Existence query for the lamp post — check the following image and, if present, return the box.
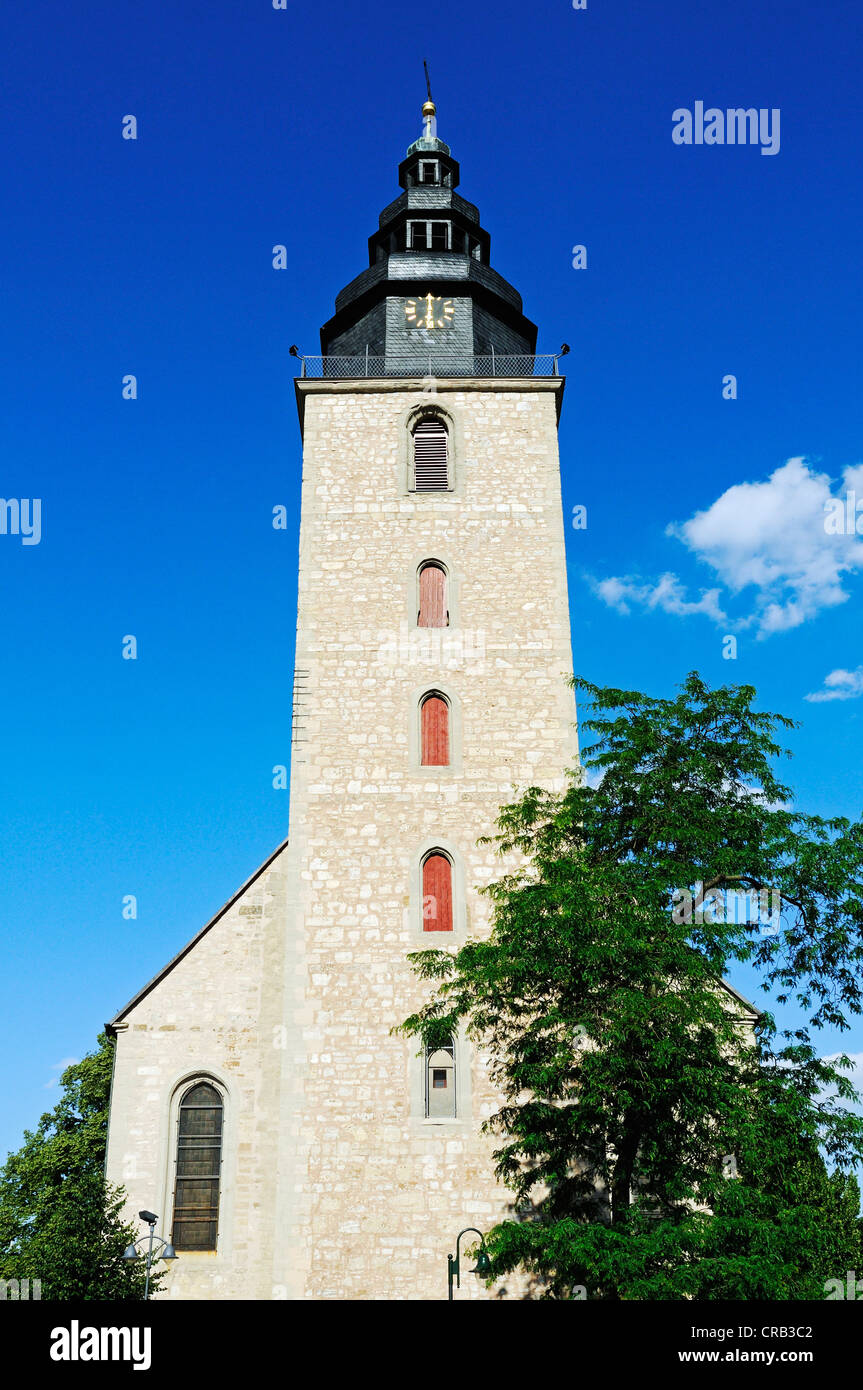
[122,1210,178,1300]
[447,1227,492,1301]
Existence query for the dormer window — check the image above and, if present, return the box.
[419,159,440,184]
[407,220,451,251]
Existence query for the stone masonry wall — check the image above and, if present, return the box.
[107,378,578,1301]
[105,853,288,1300]
[271,380,578,1299]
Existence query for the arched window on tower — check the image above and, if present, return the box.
[412,416,449,491]
[425,1036,456,1118]
[422,850,453,932]
[171,1081,223,1251]
[418,562,448,627]
[421,692,449,766]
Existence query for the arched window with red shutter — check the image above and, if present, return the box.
[422,851,453,932]
[421,693,449,766]
[418,562,448,628]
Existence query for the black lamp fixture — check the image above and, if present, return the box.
[288,344,300,358]
[122,1209,178,1300]
[551,343,570,376]
[447,1226,492,1300]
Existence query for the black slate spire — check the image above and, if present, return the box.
[320,96,538,367]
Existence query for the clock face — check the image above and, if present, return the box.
[404,294,455,330]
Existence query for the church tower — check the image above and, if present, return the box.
[105,96,578,1300]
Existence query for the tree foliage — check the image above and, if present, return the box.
[0,1033,155,1299]
[399,673,863,1298]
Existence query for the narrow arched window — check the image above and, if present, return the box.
[421,693,449,766]
[422,851,453,932]
[172,1082,223,1251]
[413,416,449,491]
[425,1037,456,1118]
[418,562,448,628]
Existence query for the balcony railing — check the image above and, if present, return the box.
[294,352,565,379]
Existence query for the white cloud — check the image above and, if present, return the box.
[44,1056,79,1090]
[581,766,605,790]
[672,457,863,636]
[805,665,863,703]
[592,572,727,623]
[823,1051,863,1113]
[731,782,792,812]
[593,457,863,639]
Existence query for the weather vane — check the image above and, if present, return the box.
[422,59,437,138]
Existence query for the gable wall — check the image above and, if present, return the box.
[105,850,288,1299]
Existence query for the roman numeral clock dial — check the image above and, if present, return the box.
[404,293,455,329]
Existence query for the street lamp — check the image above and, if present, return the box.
[122,1210,178,1300]
[447,1227,492,1301]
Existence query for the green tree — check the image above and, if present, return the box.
[0,1033,156,1299]
[399,673,863,1299]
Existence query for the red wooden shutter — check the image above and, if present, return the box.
[413,418,449,490]
[421,695,449,765]
[422,853,453,932]
[418,564,447,628]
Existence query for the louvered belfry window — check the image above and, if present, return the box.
[418,563,447,628]
[413,416,449,491]
[421,694,449,766]
[422,852,453,932]
[172,1082,223,1251]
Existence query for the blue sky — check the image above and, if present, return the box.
[1,0,862,1159]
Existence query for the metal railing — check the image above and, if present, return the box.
[294,352,565,379]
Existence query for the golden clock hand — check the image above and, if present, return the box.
[425,292,434,329]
